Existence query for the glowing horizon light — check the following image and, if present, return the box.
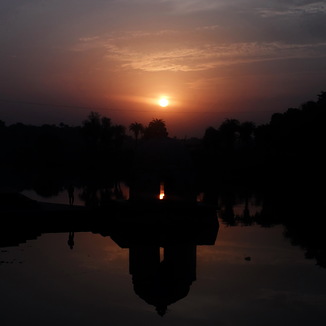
[159,182,165,200]
[158,97,169,107]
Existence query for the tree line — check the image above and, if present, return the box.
[196,91,326,187]
[0,91,325,191]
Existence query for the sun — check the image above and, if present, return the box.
[158,97,169,107]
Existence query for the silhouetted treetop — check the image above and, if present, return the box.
[0,90,324,189]
[129,122,144,141]
[144,118,168,139]
[239,121,255,143]
[82,112,111,141]
[317,91,326,105]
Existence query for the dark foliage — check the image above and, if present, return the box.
[0,91,325,193]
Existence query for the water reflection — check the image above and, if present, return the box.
[21,181,130,207]
[0,199,219,315]
[10,181,326,270]
[130,245,196,316]
[1,194,326,325]
[68,231,74,249]
[215,187,326,268]
[67,184,75,205]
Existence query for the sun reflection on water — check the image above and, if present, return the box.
[159,182,165,200]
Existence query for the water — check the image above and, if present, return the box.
[1,220,326,326]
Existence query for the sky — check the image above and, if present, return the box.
[1,0,326,137]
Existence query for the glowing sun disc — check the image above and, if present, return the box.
[159,97,169,107]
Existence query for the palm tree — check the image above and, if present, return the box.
[144,118,168,139]
[111,124,126,151]
[218,118,240,151]
[82,111,102,142]
[129,122,144,142]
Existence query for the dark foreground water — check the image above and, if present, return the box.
[1,218,326,326]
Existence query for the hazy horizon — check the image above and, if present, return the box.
[1,0,326,137]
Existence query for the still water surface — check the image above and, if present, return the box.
[1,216,326,326]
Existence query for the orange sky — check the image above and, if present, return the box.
[1,1,326,137]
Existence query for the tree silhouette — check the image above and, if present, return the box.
[144,119,168,139]
[1,90,324,193]
[203,126,219,146]
[111,124,126,151]
[218,118,240,151]
[129,122,144,143]
[82,111,103,144]
[239,121,255,144]
[317,91,326,105]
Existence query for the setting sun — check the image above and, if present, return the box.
[158,97,169,107]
